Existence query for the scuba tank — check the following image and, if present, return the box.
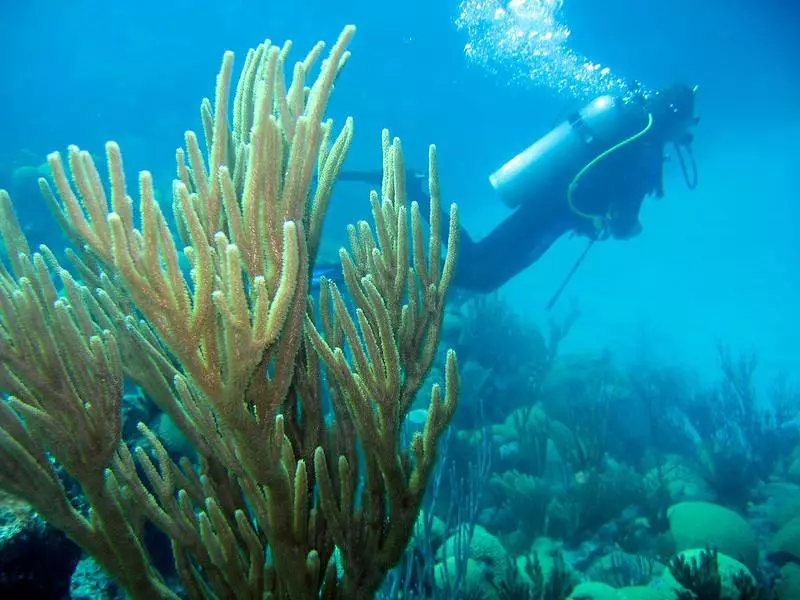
[493,84,700,312]
[488,94,653,210]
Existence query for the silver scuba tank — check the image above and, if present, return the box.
[488,95,648,209]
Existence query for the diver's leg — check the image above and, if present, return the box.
[339,170,570,292]
[453,202,571,292]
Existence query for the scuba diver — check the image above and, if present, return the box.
[324,83,700,298]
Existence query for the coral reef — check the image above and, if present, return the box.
[0,26,462,598]
[420,292,798,599]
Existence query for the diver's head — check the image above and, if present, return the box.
[644,83,699,146]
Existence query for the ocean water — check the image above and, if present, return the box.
[2,0,796,385]
[1,0,799,597]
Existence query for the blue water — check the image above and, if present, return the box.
[1,0,797,386]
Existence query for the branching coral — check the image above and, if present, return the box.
[0,25,460,599]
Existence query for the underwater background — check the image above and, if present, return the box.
[1,0,800,598]
[2,0,798,382]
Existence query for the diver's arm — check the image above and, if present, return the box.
[603,139,664,239]
[338,169,384,187]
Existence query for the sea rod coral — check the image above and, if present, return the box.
[0,25,460,599]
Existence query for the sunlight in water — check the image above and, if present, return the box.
[455,0,637,99]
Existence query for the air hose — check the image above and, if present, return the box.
[566,112,655,233]
[546,237,596,311]
[675,141,698,189]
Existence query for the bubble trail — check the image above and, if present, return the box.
[455,0,640,100]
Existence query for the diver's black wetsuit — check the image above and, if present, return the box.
[338,136,664,293]
[336,84,696,293]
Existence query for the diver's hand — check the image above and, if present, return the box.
[609,218,643,240]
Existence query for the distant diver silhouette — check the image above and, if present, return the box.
[333,84,700,304]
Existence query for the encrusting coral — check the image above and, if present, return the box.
[0,24,460,599]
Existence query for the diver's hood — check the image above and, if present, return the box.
[641,83,700,146]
